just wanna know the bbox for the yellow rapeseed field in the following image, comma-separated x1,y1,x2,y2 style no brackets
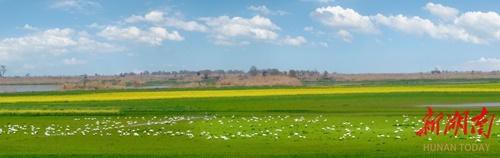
0,109,120,114
2,84,500,103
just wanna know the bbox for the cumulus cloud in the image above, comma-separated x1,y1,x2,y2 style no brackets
122,10,307,47
462,57,500,71
248,5,288,16
422,3,500,43
372,14,483,44
455,11,500,41
281,36,307,46
63,57,87,65
125,10,207,32
200,15,307,46
98,26,183,45
0,28,121,61
311,4,500,44
116,10,305,47
424,2,459,21
200,15,281,45
312,6,377,33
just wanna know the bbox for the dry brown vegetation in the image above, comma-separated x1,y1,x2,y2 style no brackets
3,70,500,91
216,75,302,87
330,71,500,81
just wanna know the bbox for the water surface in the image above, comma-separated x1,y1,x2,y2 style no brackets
0,85,60,93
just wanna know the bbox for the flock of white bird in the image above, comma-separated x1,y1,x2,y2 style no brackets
0,114,498,142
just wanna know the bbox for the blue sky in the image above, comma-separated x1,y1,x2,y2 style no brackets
1,0,500,76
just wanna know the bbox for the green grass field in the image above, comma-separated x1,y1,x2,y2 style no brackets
1,84,500,157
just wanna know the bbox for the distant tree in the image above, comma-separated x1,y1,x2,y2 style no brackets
81,74,89,88
0,65,6,77
431,67,441,74
322,71,329,79
268,69,281,76
215,70,225,74
288,70,297,77
199,70,211,80
248,66,258,76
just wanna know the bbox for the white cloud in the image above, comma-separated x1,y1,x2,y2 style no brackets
22,24,38,31
311,4,497,44
281,36,307,46
98,26,183,45
63,57,87,65
144,10,164,23
201,15,280,45
372,14,483,44
120,10,309,47
462,57,500,71
423,3,500,43
200,15,307,46
50,0,101,13
125,10,207,32
336,29,353,42
455,11,500,41
248,5,288,16
424,3,459,21
0,28,121,61
124,11,304,47
312,6,377,33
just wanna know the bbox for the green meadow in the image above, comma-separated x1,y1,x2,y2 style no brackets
1,85,500,157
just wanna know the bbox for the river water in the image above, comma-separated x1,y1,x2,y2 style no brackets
0,85,60,93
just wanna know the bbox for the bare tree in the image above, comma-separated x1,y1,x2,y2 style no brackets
81,74,89,88
288,70,297,77
0,65,6,77
248,66,258,76
322,71,329,79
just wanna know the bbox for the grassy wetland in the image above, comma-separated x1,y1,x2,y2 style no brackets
0,83,500,157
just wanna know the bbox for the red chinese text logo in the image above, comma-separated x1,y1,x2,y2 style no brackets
416,107,495,138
